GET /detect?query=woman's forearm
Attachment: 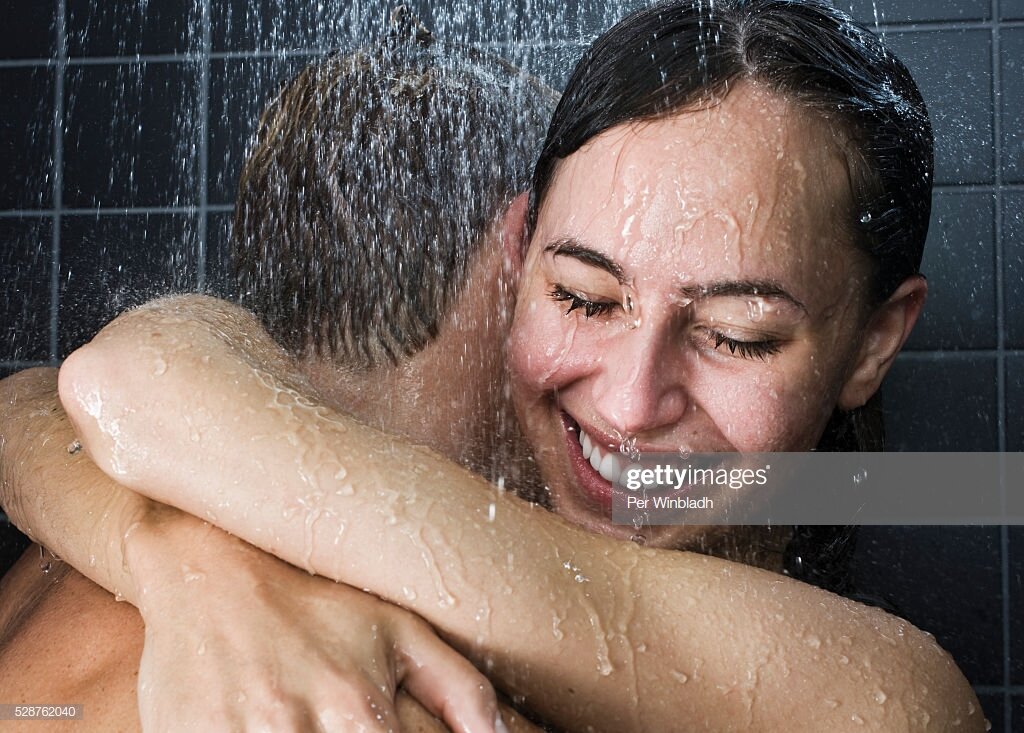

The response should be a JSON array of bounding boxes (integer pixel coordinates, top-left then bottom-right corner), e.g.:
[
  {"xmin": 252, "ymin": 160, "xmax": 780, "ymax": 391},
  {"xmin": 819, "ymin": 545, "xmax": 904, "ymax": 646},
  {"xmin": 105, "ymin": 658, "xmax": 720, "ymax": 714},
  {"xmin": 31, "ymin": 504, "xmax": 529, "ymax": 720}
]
[{"xmin": 60, "ymin": 294, "xmax": 984, "ymax": 732}]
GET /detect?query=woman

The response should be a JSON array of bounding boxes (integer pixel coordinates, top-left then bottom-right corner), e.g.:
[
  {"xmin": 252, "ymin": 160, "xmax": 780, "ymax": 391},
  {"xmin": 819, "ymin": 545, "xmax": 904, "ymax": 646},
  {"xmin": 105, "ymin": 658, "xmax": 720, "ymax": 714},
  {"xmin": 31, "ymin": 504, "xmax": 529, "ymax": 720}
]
[{"xmin": 10, "ymin": 1, "xmax": 983, "ymax": 730}]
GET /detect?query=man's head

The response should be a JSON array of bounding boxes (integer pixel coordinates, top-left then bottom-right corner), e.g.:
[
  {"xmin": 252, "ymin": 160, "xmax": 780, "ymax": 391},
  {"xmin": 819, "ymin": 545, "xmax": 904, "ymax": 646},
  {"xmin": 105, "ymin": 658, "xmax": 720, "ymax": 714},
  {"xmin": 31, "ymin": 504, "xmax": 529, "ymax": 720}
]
[
  {"xmin": 233, "ymin": 23, "xmax": 553, "ymax": 370},
  {"xmin": 230, "ymin": 18, "xmax": 555, "ymax": 475}
]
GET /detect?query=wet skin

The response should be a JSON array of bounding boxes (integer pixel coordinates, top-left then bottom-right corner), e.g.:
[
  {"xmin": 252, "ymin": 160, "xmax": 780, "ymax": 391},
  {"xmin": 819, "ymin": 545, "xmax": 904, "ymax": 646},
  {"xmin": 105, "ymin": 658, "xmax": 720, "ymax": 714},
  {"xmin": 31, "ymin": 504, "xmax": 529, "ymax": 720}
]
[{"xmin": 508, "ymin": 82, "xmax": 879, "ymax": 545}]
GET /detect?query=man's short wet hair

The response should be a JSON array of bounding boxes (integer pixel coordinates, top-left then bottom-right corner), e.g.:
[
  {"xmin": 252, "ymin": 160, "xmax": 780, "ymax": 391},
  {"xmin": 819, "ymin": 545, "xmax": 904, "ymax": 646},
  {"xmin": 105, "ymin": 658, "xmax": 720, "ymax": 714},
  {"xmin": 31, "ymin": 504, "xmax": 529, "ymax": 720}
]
[{"xmin": 232, "ymin": 20, "xmax": 555, "ymax": 368}]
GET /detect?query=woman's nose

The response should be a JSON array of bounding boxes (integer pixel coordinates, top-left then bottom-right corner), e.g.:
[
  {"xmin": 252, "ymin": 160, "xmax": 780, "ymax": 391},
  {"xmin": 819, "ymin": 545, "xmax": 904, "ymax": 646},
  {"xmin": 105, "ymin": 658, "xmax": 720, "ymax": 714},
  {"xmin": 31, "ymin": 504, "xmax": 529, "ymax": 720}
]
[{"xmin": 590, "ymin": 327, "xmax": 689, "ymax": 438}]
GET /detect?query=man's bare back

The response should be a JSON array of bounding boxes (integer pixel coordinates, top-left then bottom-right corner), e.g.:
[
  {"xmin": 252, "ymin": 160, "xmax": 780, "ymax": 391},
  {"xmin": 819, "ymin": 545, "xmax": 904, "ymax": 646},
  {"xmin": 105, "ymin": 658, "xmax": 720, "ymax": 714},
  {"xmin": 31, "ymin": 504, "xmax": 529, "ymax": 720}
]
[{"xmin": 0, "ymin": 545, "xmax": 141, "ymax": 731}]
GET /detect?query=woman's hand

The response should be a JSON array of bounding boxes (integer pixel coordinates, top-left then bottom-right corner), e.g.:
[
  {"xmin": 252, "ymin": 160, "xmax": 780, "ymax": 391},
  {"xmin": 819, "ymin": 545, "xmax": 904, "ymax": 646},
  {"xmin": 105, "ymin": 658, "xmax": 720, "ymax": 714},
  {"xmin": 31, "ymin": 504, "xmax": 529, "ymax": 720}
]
[{"xmin": 126, "ymin": 511, "xmax": 505, "ymax": 733}]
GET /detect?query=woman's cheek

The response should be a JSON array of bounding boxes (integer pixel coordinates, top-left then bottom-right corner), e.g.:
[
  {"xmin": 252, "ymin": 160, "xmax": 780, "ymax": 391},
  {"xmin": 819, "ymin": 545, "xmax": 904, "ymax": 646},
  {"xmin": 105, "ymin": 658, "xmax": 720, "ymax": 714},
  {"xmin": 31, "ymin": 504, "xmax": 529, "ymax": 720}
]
[{"xmin": 702, "ymin": 368, "xmax": 810, "ymax": 451}]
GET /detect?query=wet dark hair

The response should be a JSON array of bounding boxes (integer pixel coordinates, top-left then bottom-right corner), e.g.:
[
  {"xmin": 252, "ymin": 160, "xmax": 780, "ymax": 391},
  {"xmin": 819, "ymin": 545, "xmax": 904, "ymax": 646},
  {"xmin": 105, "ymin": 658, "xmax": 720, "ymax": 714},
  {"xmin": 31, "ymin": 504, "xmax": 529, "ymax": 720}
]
[
  {"xmin": 233, "ymin": 14, "xmax": 555, "ymax": 368},
  {"xmin": 528, "ymin": 0, "xmax": 933, "ymax": 454}
]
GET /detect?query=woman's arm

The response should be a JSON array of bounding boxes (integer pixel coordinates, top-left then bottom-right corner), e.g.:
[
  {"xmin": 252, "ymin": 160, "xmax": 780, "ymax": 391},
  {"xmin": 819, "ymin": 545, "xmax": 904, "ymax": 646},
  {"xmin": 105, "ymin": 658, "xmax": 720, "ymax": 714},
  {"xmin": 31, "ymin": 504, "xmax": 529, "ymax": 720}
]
[
  {"xmin": 60, "ymin": 294, "xmax": 985, "ymax": 733},
  {"xmin": 0, "ymin": 369, "xmax": 518, "ymax": 733}
]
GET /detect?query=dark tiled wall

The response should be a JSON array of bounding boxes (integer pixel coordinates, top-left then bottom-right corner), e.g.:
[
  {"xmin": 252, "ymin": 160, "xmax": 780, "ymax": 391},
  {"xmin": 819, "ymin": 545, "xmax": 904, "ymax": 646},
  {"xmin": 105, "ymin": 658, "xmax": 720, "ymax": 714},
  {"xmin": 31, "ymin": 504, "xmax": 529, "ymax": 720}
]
[{"xmin": 0, "ymin": 1, "xmax": 1021, "ymax": 729}]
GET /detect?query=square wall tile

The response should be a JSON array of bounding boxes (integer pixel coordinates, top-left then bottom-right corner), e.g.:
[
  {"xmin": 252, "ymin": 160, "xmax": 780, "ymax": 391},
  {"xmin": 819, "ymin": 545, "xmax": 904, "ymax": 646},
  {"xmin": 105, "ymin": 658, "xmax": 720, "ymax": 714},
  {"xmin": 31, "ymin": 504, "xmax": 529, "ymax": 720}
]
[
  {"xmin": 1003, "ymin": 0, "xmax": 1024, "ymax": 20},
  {"xmin": 1008, "ymin": 356, "xmax": 1023, "ymax": 452},
  {"xmin": 852, "ymin": 526, "xmax": 1003, "ymax": 686},
  {"xmin": 976, "ymin": 694, "xmax": 1005, "ymax": 733},
  {"xmin": 885, "ymin": 30, "xmax": 993, "ymax": 185},
  {"xmin": 402, "ymin": 0, "xmax": 648, "ymax": 45},
  {"xmin": 0, "ymin": 0, "xmax": 55, "ymax": 59},
  {"xmin": 1006, "ymin": 194, "xmax": 1024, "ymax": 348},
  {"xmin": 58, "ymin": 214, "xmax": 198, "ymax": 356},
  {"xmin": 1011, "ymin": 526, "xmax": 1024, "ymax": 683},
  {"xmin": 210, "ymin": 0, "xmax": 618, "ymax": 50},
  {"xmin": 906, "ymin": 192, "xmax": 995, "ymax": 350},
  {"xmin": 211, "ymin": 0, "xmax": 365, "ymax": 52},
  {"xmin": 67, "ymin": 0, "xmax": 200, "ymax": 57},
  {"xmin": 0, "ymin": 218, "xmax": 51, "ymax": 362},
  {"xmin": 62, "ymin": 62, "xmax": 199, "ymax": 209},
  {"xmin": 205, "ymin": 211, "xmax": 235, "ymax": 298},
  {"xmin": 0, "ymin": 67, "xmax": 54, "ymax": 209},
  {"xmin": 207, "ymin": 56, "xmax": 310, "ymax": 205},
  {"xmin": 843, "ymin": 0, "xmax": 989, "ymax": 23},
  {"xmin": 1002, "ymin": 30, "xmax": 1024, "ymax": 183},
  {"xmin": 1014, "ymin": 696, "xmax": 1024, "ymax": 732},
  {"xmin": 882, "ymin": 356, "xmax": 998, "ymax": 451}
]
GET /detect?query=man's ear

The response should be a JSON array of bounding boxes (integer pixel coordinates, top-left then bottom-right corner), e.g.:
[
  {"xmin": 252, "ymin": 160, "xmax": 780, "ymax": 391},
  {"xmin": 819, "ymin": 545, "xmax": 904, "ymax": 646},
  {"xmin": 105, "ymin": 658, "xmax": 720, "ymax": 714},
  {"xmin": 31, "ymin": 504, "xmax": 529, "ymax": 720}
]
[
  {"xmin": 838, "ymin": 275, "xmax": 928, "ymax": 410},
  {"xmin": 501, "ymin": 192, "xmax": 530, "ymax": 281}
]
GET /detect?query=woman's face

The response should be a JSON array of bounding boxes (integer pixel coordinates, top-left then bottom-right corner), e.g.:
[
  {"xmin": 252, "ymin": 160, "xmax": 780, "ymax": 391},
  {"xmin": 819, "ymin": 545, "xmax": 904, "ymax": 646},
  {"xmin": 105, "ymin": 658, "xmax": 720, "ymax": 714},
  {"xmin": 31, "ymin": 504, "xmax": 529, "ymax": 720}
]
[{"xmin": 507, "ymin": 83, "xmax": 876, "ymax": 543}]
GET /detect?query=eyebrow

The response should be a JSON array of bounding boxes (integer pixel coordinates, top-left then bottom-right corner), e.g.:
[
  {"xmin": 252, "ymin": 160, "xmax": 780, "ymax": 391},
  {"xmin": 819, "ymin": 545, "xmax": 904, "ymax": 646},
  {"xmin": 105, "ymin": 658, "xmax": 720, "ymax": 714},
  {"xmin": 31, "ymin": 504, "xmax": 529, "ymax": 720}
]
[
  {"xmin": 543, "ymin": 238, "xmax": 807, "ymax": 312},
  {"xmin": 544, "ymin": 238, "xmax": 626, "ymax": 284},
  {"xmin": 679, "ymin": 281, "xmax": 807, "ymax": 312}
]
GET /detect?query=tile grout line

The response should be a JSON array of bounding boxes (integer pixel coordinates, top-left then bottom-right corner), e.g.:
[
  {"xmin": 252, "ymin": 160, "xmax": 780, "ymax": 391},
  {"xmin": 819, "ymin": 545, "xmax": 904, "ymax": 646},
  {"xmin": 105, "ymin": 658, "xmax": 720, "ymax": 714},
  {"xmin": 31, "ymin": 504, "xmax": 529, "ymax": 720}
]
[
  {"xmin": 49, "ymin": 0, "xmax": 66, "ymax": 364},
  {"xmin": 991, "ymin": 2, "xmax": 1012, "ymax": 729},
  {"xmin": 0, "ymin": 205, "xmax": 235, "ymax": 217},
  {"xmin": 0, "ymin": 17, "xmax": 1021, "ymax": 70},
  {"xmin": 196, "ymin": 0, "xmax": 211, "ymax": 291}
]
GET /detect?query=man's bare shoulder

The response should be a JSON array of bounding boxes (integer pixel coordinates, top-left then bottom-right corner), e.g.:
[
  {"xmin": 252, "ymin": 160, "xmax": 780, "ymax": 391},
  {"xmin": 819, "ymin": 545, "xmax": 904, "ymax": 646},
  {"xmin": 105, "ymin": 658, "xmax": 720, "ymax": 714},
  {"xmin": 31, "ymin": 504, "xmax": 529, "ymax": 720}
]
[{"xmin": 0, "ymin": 545, "xmax": 142, "ymax": 732}]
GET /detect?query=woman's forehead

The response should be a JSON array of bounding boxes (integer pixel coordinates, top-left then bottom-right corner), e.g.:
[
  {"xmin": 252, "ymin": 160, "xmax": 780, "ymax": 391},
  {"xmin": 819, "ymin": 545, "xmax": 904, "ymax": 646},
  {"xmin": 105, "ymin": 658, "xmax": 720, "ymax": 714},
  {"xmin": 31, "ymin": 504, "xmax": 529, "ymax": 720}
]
[{"xmin": 541, "ymin": 82, "xmax": 851, "ymax": 242}]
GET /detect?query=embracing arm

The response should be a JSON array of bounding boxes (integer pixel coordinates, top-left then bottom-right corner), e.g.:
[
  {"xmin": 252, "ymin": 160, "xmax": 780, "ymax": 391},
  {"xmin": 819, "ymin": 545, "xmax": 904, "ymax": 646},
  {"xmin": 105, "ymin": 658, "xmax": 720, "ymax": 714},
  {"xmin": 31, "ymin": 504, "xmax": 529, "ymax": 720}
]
[
  {"xmin": 61, "ymin": 294, "xmax": 984, "ymax": 733},
  {"xmin": 0, "ymin": 369, "xmax": 528, "ymax": 733}
]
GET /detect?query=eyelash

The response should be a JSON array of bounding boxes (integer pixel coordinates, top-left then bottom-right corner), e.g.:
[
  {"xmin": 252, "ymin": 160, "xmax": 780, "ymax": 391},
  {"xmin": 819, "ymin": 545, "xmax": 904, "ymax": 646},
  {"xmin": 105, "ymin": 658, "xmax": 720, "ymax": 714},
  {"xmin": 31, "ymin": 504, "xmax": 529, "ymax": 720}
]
[
  {"xmin": 706, "ymin": 330, "xmax": 781, "ymax": 361},
  {"xmin": 548, "ymin": 285, "xmax": 616, "ymax": 319},
  {"xmin": 548, "ymin": 283, "xmax": 781, "ymax": 361}
]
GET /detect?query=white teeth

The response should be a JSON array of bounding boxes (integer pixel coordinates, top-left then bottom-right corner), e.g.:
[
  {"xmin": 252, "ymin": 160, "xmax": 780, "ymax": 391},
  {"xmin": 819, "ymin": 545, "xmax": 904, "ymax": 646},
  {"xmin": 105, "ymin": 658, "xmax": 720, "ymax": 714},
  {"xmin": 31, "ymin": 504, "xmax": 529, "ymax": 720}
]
[
  {"xmin": 576, "ymin": 426, "xmax": 624, "ymax": 484},
  {"xmin": 598, "ymin": 452, "xmax": 620, "ymax": 483}
]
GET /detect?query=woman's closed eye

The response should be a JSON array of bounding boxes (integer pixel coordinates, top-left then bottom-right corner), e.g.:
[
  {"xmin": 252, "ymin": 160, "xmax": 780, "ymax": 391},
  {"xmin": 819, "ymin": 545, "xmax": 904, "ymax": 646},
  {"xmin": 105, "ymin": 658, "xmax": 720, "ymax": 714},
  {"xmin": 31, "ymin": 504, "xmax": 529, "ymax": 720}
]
[
  {"xmin": 548, "ymin": 284, "xmax": 617, "ymax": 319},
  {"xmin": 701, "ymin": 328, "xmax": 782, "ymax": 360}
]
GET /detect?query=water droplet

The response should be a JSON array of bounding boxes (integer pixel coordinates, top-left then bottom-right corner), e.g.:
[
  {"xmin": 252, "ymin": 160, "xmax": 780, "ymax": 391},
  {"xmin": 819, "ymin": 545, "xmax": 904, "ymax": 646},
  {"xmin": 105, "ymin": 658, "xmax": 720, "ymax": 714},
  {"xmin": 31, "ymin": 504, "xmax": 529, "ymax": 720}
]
[
  {"xmin": 630, "ymin": 534, "xmax": 647, "ymax": 546},
  {"xmin": 860, "ymin": 212, "xmax": 872, "ymax": 224},
  {"xmin": 805, "ymin": 634, "xmax": 821, "ymax": 649},
  {"xmin": 181, "ymin": 564, "xmax": 205, "ymax": 583},
  {"xmin": 487, "ymin": 502, "xmax": 496, "ymax": 522},
  {"xmin": 873, "ymin": 689, "xmax": 887, "ymax": 704},
  {"xmin": 671, "ymin": 670, "xmax": 689, "ymax": 684},
  {"xmin": 67, "ymin": 439, "xmax": 82, "ymax": 455},
  {"xmin": 196, "ymin": 641, "xmax": 207, "ymax": 656},
  {"xmin": 746, "ymin": 298, "xmax": 765, "ymax": 322},
  {"xmin": 152, "ymin": 358, "xmax": 167, "ymax": 376}
]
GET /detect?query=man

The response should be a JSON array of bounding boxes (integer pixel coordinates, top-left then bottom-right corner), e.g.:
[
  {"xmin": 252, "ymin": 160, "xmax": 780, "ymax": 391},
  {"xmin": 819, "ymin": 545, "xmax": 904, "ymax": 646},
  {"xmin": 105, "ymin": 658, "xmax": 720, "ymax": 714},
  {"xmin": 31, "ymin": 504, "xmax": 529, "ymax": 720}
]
[{"xmin": 0, "ymin": 20, "xmax": 553, "ymax": 732}]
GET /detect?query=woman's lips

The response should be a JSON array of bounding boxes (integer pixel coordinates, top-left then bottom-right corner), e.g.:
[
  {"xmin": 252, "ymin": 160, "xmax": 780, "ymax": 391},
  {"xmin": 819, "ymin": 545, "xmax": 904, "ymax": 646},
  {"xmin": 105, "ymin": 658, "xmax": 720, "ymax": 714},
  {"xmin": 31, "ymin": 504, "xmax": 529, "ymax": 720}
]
[{"xmin": 559, "ymin": 412, "xmax": 623, "ymax": 514}]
